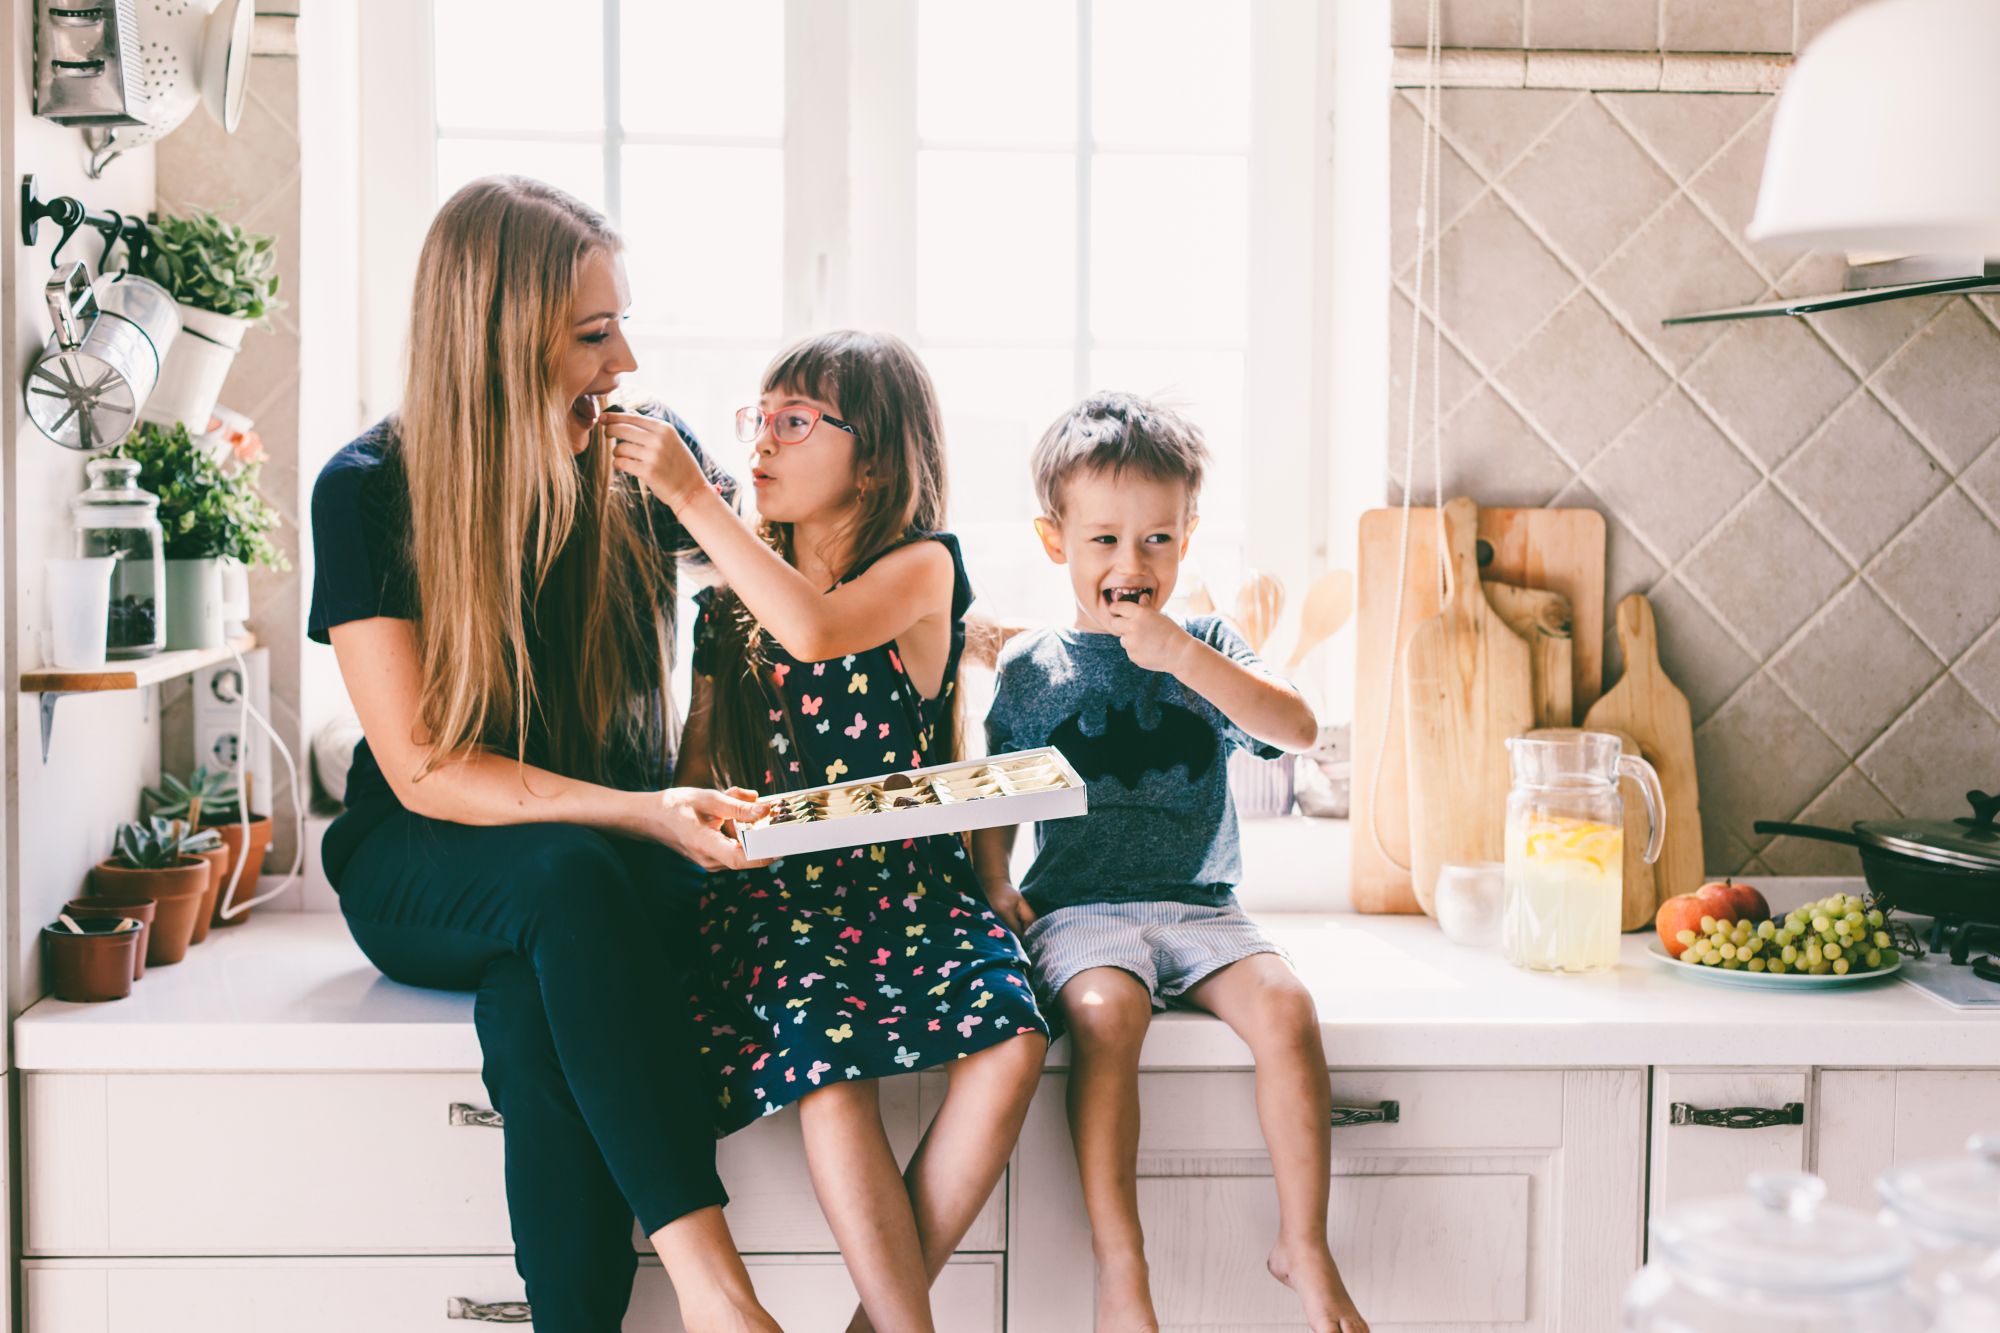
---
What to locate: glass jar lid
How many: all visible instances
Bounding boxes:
[1655,1173,1916,1297]
[1880,1136,2000,1247]
[72,458,160,525]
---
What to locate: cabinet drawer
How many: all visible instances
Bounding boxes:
[1649,1069,1809,1223]
[26,1070,962,1257]
[23,1254,1003,1332]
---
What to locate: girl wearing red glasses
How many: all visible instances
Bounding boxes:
[603,331,1049,1333]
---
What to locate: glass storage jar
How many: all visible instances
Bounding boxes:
[70,457,165,658]
[1879,1135,2000,1332]
[1625,1172,1933,1332]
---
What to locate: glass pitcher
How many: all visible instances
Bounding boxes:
[1879,1135,2000,1331]
[1502,729,1663,974]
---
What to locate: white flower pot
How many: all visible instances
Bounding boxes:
[142,304,249,433]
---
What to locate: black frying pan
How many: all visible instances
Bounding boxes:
[1754,790,2000,926]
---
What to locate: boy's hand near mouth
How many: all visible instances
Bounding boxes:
[1101,598,1196,674]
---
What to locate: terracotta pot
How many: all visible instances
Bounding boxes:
[203,815,272,926]
[89,856,209,965]
[188,844,228,944]
[65,896,156,980]
[44,918,142,1002]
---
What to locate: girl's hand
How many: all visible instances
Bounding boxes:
[1102,601,1195,676]
[637,786,770,870]
[602,411,713,510]
[984,881,1038,935]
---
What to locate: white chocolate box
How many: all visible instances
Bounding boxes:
[735,747,1088,860]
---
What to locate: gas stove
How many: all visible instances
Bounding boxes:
[1900,914,2000,1009]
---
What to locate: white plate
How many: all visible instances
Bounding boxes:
[1645,940,1904,989]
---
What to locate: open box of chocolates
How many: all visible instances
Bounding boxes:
[736,747,1087,860]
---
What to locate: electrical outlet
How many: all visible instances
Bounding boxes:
[193,648,271,816]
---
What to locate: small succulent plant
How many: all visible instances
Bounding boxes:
[144,766,243,824]
[112,816,221,871]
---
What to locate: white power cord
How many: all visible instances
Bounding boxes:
[212,642,306,919]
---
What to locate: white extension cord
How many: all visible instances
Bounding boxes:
[211,641,307,919]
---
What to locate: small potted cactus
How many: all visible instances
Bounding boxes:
[89,817,216,965]
[146,766,270,926]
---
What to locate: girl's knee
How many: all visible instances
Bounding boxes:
[799,1076,881,1120]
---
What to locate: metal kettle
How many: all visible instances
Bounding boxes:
[25,263,180,451]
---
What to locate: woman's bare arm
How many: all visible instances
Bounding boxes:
[330,616,759,867]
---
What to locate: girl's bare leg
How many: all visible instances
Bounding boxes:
[800,1078,937,1333]
[648,1205,782,1333]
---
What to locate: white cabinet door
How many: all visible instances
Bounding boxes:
[23,1255,1003,1333]
[1816,1069,2000,1211]
[1649,1069,1810,1225]
[1010,1068,1643,1332]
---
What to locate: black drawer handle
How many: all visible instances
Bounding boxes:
[1670,1102,1804,1129]
[449,1102,504,1129]
[1330,1100,1399,1128]
[447,1297,530,1322]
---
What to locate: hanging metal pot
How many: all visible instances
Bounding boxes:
[24,264,180,451]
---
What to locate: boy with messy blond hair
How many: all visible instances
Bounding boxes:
[975,393,1369,1333]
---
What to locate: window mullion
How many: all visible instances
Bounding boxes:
[602,0,622,224]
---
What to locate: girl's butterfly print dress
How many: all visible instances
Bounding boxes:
[687,533,1049,1132]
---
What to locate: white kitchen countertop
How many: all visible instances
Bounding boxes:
[16,877,2000,1073]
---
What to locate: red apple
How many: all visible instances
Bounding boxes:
[1701,878,1769,924]
[1654,894,1709,958]
[1692,881,1742,923]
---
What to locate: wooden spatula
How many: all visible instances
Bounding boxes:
[1484,581,1574,729]
[1583,593,1703,915]
[1402,497,1536,916]
[1285,570,1356,672]
[1235,572,1284,654]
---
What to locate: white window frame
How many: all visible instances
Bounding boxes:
[352,0,1349,688]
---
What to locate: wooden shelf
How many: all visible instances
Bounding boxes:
[21,635,256,695]
[23,635,256,764]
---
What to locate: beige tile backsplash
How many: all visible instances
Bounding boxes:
[1388,5,2000,874]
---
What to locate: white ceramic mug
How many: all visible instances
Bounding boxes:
[46,556,118,669]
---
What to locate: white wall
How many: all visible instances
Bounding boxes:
[4,3,162,1022]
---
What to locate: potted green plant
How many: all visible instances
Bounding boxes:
[146,767,271,927]
[130,207,283,431]
[89,817,216,965]
[112,421,287,649]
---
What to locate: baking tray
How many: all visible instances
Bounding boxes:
[736,747,1087,860]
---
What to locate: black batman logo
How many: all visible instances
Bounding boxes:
[1049,701,1217,788]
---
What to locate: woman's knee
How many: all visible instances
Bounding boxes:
[507,826,644,929]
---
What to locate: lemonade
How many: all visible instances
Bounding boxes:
[1502,813,1624,973]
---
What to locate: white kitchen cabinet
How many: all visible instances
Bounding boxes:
[22,1254,1003,1332]
[1009,1068,1645,1331]
[1815,1069,2000,1211]
[1647,1069,1810,1226]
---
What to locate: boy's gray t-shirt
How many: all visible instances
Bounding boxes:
[985,615,1282,911]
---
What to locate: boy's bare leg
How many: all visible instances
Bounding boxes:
[1184,954,1371,1333]
[798,1078,937,1333]
[1059,967,1161,1333]
[844,1031,1048,1333]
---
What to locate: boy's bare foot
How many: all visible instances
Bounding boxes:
[1269,1239,1370,1333]
[1095,1252,1162,1333]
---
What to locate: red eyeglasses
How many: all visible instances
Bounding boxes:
[735,405,859,445]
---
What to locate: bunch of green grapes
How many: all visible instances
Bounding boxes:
[1672,892,1899,975]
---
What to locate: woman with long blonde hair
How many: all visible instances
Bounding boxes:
[309,176,779,1333]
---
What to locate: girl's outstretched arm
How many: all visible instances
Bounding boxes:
[603,411,955,665]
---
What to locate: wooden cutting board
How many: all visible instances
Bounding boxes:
[1485,581,1574,730]
[1598,726,1661,932]
[1353,505,1606,913]
[1402,498,1536,916]
[1583,594,1703,915]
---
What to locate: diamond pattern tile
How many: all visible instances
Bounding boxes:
[1760,768,1898,876]
[1438,387,1574,506]
[1600,93,1766,181]
[1596,196,1767,374]
[1873,301,2000,470]
[1502,294,1667,468]
[1800,281,1947,378]
[1500,99,1675,275]
[1685,105,1799,279]
[1435,194,1578,370]
[1682,318,1858,467]
[1770,583,1942,753]
[1776,392,1947,564]
[1859,677,2000,819]
[1648,575,1759,724]
[1695,674,1847,851]
[1963,439,2000,520]
[1587,388,1758,563]
[1391,94,1486,276]
[1954,623,2000,721]
[1681,484,1851,659]
[1389,289,1485,456]
[1868,488,2000,661]
[1436,89,1579,182]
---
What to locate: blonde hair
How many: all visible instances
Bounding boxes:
[400,175,675,787]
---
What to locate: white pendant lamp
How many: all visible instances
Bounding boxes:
[1748,0,2000,253]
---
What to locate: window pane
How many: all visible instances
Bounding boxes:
[621,343,775,491]
[621,146,784,337]
[917,0,1075,147]
[433,0,602,133]
[922,346,1075,526]
[436,140,606,214]
[1090,154,1247,343]
[1091,0,1250,150]
[918,152,1075,340]
[619,1,784,138]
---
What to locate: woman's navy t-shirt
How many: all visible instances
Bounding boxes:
[307,409,732,880]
